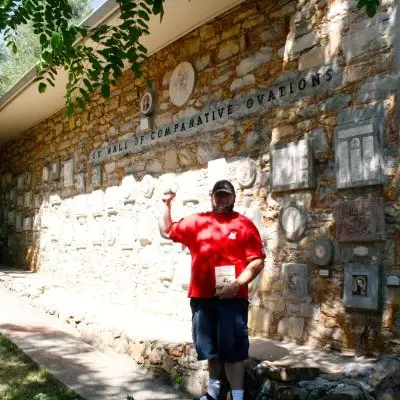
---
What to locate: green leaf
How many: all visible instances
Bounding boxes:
[66,102,74,117]
[12,42,17,54]
[101,84,110,98]
[138,10,150,21]
[38,82,47,93]
[41,50,52,64]
[357,0,367,9]
[51,31,62,50]
[76,97,86,111]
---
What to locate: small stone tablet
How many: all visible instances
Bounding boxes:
[312,236,334,266]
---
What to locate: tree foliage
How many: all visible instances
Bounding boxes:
[0,0,379,116]
[0,0,91,96]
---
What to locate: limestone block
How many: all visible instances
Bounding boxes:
[221,25,240,40]
[298,47,326,71]
[287,316,305,340]
[164,149,178,171]
[146,159,163,173]
[285,31,317,56]
[342,12,392,61]
[270,2,296,18]
[356,75,397,102]
[197,145,217,166]
[271,124,295,143]
[236,47,273,76]
[218,40,239,61]
[230,74,255,92]
[260,26,283,42]
[178,149,196,167]
[194,55,211,72]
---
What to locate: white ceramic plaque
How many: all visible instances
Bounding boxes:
[236,158,257,188]
[141,175,155,199]
[169,61,196,107]
[121,175,136,204]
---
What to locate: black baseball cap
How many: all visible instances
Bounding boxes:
[212,179,235,195]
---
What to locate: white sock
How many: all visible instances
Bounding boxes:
[207,378,221,400]
[231,389,244,400]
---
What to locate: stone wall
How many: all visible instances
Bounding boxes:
[0,0,399,353]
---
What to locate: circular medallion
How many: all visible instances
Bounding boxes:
[142,174,155,198]
[312,236,334,266]
[140,91,155,116]
[236,158,257,188]
[169,61,196,107]
[279,203,307,242]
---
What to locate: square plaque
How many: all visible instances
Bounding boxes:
[335,119,384,188]
[282,263,309,301]
[344,263,381,310]
[50,159,60,181]
[24,192,32,208]
[271,139,315,192]
[92,165,102,188]
[63,159,74,187]
[15,212,22,232]
[335,197,386,242]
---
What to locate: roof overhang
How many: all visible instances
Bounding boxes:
[0,0,244,144]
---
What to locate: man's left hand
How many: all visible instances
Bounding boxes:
[216,283,239,299]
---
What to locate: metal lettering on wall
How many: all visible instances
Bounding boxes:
[335,197,386,242]
[335,118,384,188]
[89,65,342,164]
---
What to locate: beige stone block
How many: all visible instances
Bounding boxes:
[68,117,75,131]
[218,40,240,61]
[271,124,295,142]
[270,2,296,18]
[55,123,63,135]
[221,25,241,40]
[287,316,305,340]
[242,15,264,30]
[127,341,146,360]
[248,306,274,334]
[233,7,257,23]
[180,38,200,58]
[298,46,326,71]
[200,25,215,39]
[164,149,178,170]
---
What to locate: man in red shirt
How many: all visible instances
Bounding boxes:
[159,179,265,400]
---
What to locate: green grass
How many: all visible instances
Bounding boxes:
[0,334,84,400]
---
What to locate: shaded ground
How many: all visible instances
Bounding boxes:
[0,333,84,400]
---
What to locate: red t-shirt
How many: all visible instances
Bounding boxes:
[168,211,265,298]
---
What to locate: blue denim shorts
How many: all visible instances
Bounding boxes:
[190,298,249,362]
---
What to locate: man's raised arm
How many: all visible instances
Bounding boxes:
[158,190,176,239]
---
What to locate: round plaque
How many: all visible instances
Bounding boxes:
[141,174,155,198]
[312,236,334,266]
[236,158,257,188]
[140,91,155,116]
[279,203,307,241]
[169,61,196,107]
